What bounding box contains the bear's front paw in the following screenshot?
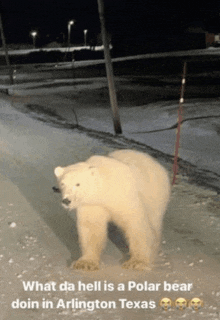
[71,259,99,271]
[122,258,152,271]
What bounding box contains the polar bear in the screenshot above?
[54,149,171,271]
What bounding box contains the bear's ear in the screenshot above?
[54,166,64,177]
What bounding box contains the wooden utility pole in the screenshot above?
[97,0,122,134]
[0,13,13,85]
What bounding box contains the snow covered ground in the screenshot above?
[6,75,220,190]
[0,50,220,319]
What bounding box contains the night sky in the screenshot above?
[1,0,220,45]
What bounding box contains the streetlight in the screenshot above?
[30,31,37,48]
[83,29,88,47]
[68,20,74,48]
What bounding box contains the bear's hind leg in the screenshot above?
[122,215,157,271]
[72,205,109,271]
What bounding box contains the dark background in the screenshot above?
[1,0,220,43]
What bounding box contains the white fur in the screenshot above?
[54,149,171,271]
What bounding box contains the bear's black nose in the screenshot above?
[62,198,71,205]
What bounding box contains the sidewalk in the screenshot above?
[1,165,220,320]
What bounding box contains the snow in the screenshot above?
[6,76,220,184]
[0,45,105,56]
[0,49,220,319]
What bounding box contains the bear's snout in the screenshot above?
[62,198,71,206]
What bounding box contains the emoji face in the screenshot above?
[174,297,188,310]
[188,297,204,311]
[159,297,173,311]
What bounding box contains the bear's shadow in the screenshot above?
[108,222,129,254]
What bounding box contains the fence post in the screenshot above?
[0,13,13,85]
[172,61,187,185]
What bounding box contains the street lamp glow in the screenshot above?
[84,29,88,46]
[68,20,74,26]
[31,31,37,37]
[67,20,75,47]
[30,31,37,48]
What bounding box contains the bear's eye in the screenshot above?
[76,183,80,187]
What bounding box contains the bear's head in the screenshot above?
[54,162,103,210]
